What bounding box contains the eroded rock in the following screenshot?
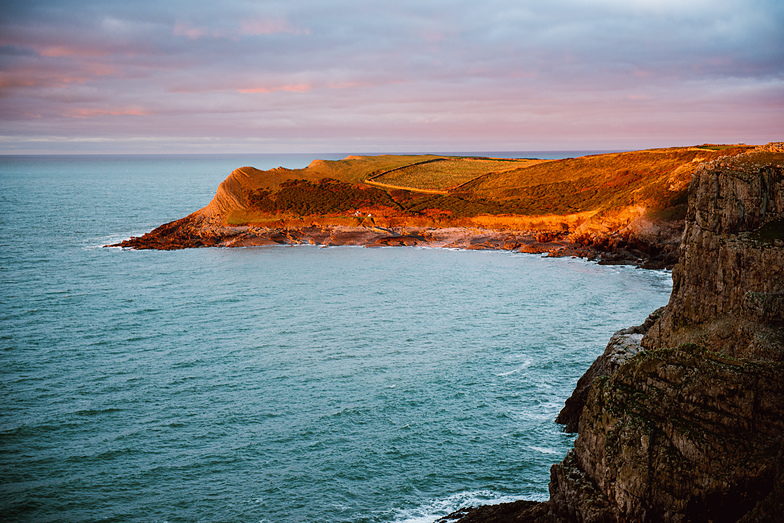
[643,143,784,360]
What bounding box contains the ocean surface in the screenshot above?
[0,154,672,523]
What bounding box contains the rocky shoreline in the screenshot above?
[111,222,680,269]
[441,144,784,522]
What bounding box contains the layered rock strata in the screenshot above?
[448,143,784,522]
[550,345,784,522]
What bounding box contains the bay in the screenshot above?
[0,155,671,522]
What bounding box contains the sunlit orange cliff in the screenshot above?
[113,145,754,269]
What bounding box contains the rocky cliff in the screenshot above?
[643,144,784,360]
[446,143,784,522]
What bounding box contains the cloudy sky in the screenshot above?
[1,0,782,154]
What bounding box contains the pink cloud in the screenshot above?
[83,63,119,76]
[173,22,214,39]
[0,76,40,90]
[38,46,111,58]
[236,82,368,94]
[174,18,309,40]
[63,107,151,118]
[238,84,313,94]
[0,70,89,90]
[324,81,365,90]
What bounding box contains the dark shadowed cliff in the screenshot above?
[446,143,784,522]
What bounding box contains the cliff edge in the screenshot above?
[448,143,784,522]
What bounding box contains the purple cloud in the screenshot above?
[0,0,781,153]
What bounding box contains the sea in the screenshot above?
[0,153,672,523]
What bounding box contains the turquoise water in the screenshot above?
[0,155,671,522]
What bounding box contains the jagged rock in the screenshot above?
[374,235,422,246]
[549,451,615,523]
[554,317,650,434]
[571,345,784,521]
[437,499,554,523]
[556,307,664,433]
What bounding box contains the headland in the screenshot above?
[111,145,754,269]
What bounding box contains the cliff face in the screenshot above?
[643,144,784,360]
[551,346,784,522]
[548,144,784,522]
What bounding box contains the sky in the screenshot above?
[1,0,782,154]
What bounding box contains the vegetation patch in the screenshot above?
[245,177,517,219]
[224,147,756,228]
[370,157,542,192]
[694,144,751,151]
[247,178,396,215]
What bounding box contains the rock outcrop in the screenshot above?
[554,307,663,433]
[550,345,784,522]
[447,143,784,522]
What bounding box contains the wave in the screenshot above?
[389,490,534,523]
[528,445,562,455]
[496,358,534,376]
[82,231,151,249]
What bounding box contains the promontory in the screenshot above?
[113,145,754,269]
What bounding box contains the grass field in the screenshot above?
[224,145,756,227]
[369,157,544,192]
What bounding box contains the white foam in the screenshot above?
[389,490,527,523]
[496,359,533,377]
[528,445,561,455]
[81,232,147,250]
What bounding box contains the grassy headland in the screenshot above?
[222,146,751,230]
[116,144,755,267]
